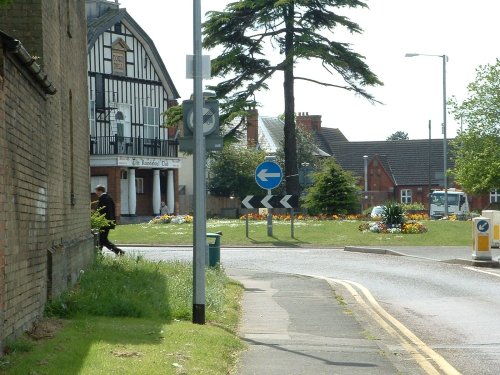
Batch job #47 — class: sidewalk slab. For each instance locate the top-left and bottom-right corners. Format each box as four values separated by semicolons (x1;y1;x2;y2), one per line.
228;269;399;375
345;246;500;268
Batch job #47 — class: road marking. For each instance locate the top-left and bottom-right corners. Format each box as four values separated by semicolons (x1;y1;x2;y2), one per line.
308;275;461;375
463;266;500;278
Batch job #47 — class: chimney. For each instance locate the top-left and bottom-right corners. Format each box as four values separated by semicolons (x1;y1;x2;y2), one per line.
297;112;322;132
246;109;259;147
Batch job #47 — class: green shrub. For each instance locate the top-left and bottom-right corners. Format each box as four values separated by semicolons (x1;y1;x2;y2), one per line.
382;202;405;226
402;202;425;211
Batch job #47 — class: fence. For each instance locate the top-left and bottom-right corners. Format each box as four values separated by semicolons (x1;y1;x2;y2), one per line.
178;195;242;217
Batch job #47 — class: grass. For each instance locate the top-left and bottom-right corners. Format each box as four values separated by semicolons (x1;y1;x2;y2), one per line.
110;219;472;247
1;255;244;375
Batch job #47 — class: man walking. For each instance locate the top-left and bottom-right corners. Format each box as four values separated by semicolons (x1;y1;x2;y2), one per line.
95;185;125;256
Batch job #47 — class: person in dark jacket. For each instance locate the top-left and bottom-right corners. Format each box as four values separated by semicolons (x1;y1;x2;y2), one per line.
95;185;125;255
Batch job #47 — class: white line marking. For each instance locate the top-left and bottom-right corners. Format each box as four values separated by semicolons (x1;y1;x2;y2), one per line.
463;266;500;278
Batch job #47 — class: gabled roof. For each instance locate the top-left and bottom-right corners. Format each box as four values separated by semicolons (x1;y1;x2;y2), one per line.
316;128;348;155
328;139;454;186
87;8;180;98
259;116;331;157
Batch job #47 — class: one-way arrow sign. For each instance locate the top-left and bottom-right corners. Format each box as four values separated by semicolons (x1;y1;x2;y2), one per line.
241;195;299;209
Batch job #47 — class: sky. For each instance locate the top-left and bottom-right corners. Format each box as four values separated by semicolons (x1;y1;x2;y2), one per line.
117;0;500;141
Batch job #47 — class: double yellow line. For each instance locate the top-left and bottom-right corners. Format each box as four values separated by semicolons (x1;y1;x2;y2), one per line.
311;275;461;375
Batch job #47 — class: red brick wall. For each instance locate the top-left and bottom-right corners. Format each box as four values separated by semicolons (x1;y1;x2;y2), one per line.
0;0;94;346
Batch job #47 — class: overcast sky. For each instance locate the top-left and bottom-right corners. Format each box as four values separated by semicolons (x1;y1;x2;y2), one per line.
118;0;499;141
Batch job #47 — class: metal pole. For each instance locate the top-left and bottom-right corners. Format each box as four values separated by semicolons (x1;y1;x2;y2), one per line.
245;213;249;238
192;0;206;325
428;120;432;217
442;55;448;218
363;155;368;211
267;189;273;237
290;208;295;239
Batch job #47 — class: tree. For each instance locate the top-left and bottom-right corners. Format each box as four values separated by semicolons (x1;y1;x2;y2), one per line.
386;131;409;141
203;1;382;195
208;143;266;199
449;59;500;194
276;123;322;171
303;158;360;214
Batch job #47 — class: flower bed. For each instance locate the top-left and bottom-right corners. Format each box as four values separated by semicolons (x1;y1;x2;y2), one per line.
149;214;193;225
358;220;428;234
240;213;369;221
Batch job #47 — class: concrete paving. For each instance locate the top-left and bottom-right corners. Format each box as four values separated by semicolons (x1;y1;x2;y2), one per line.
346;245;500;267
228;269;400;375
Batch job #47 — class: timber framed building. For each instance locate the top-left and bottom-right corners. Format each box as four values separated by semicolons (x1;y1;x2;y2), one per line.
86;0;180;220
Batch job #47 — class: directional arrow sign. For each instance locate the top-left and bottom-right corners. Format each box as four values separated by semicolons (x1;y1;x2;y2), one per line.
280;195;294;209
257;169;281;182
242;196;253;208
241;195;299;209
255;161;283;190
477;220;489;233
261;195;273;209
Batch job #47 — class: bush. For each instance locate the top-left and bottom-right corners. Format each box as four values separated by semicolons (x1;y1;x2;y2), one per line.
402;202;425;211
382;202;405;226
303;159;360;215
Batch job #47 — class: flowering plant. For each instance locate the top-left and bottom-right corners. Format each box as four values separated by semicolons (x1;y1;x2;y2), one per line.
149;215;193;225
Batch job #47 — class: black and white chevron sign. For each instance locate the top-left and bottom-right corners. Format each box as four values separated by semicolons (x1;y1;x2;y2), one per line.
241;195;299;209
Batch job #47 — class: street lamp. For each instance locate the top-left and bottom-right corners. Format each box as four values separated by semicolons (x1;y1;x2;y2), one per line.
405;53;449;217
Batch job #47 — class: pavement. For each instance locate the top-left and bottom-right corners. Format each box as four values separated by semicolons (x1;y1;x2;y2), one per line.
228;269;401;375
345;245;500;267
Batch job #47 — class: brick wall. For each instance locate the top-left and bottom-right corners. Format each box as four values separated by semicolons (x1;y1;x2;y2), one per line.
0;0;94;348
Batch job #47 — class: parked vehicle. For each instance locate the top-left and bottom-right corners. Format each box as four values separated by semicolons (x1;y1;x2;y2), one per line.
370;205;385;218
430;189;469;219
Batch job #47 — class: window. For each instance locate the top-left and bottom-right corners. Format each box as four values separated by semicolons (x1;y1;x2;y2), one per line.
143;106;160;139
136;178;144;194
491;189;500;203
115;111;124;137
401;189;412;204
89;100;96;136
91;176;108;194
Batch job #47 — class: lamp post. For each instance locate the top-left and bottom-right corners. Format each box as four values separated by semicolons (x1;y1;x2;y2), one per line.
363;155;368;211
405;53;448;217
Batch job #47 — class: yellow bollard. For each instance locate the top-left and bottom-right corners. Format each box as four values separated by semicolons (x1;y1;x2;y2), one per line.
472;217;492;260
482;210;500;248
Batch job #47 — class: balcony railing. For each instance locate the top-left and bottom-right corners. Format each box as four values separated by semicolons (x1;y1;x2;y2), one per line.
90;136;178;158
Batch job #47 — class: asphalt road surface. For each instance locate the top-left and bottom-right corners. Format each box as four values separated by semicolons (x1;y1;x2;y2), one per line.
128;246;500;374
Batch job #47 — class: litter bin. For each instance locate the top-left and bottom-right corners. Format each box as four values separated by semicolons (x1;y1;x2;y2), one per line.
206;232;222;268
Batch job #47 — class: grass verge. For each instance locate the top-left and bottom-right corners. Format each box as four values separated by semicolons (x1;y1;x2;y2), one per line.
110;219;472;247
1;255;244;375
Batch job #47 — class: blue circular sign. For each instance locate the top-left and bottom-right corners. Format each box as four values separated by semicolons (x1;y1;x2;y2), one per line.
477;220;489;233
255;161;283;190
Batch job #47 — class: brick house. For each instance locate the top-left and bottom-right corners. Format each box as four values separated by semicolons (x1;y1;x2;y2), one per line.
0;0;94;347
247;110;495;211
86;0;181;220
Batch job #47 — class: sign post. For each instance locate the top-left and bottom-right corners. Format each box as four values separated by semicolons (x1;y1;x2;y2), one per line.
255;160;283;237
192;0;205;325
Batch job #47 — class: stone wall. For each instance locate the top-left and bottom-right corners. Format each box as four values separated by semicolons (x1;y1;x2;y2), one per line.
0;0;94;348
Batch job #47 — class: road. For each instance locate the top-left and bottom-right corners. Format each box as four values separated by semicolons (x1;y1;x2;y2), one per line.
129;246;500;374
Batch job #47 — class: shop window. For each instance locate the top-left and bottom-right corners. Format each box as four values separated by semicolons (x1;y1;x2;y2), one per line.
401;189;412;204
